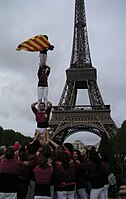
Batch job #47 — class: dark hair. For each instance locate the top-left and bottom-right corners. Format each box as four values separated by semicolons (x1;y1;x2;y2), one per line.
89;146;102;171
5;146;14;159
39;102;45;107
38;156;48;169
21;139;30;148
64;143;73;155
56;145;64;153
33;140;41;151
55;146;64;162
41;144;54;160
43;35;48;40
0;148;5;156
62;152;71;169
27;140;40;154
18;147;28;161
73;149;83;162
100;151;108;162
56;151;64;162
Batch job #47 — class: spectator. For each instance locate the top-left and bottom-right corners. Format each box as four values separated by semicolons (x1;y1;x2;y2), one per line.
82;146;105;199
26;141;41;199
72;149;89;199
99;151;110;199
33;156;54;198
55;152;76;199
0;146;23;174
0;146;24;199
17;147;30;199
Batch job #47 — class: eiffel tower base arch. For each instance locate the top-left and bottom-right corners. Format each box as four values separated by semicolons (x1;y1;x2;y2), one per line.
49;107;122;188
49;105;117;144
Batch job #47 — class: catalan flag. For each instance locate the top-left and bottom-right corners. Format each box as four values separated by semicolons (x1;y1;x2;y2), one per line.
16;34;51;52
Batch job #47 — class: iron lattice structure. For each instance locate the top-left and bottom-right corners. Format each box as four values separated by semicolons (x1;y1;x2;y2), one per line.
49;0;117;143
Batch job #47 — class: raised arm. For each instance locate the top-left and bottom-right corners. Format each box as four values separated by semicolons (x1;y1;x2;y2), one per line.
45;129;59;149
31;102;38;108
47;101;52;108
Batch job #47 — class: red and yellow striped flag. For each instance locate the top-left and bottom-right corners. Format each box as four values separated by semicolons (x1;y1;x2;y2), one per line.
16;34;51;52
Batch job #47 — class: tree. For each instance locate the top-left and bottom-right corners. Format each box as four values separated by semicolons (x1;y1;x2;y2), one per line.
110;120;126;154
0;129;32;147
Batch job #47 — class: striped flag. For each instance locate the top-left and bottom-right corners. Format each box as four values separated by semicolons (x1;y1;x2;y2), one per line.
16;34;51;52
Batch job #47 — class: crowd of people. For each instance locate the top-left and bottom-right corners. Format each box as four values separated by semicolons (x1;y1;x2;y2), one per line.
0;131;113;199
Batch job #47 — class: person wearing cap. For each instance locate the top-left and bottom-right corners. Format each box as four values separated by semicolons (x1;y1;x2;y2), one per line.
0;146;24;198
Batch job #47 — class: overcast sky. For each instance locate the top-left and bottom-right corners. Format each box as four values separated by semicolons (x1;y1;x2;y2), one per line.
0;0;126;144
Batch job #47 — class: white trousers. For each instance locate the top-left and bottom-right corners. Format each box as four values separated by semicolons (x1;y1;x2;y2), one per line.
39;53;47;65
37;86;48;107
76;188;88;199
36;128;46;134
50;185;55;199
57;191;74;199
90;187;105;199
0;193;17;199
99;184;109;199
34;197;51;199
26;180;35;199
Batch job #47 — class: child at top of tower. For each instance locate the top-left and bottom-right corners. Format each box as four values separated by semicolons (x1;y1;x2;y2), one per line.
39;35;54;67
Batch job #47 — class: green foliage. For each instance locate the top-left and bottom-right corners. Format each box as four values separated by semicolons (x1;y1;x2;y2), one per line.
0;127;32;147
110;120;126;154
98;133;121;174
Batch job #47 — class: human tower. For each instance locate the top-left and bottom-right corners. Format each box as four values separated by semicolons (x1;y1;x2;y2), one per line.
16;34;54;144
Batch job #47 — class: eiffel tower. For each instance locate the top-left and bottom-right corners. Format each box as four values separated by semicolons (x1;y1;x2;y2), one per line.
49;0;117;144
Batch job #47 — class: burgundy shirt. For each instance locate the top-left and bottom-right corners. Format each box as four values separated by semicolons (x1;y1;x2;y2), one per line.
37;66;50;87
33;165;53;184
75;162;88;189
32;106;52;128
82;160;106;188
0;158;23;175
55;162;76;190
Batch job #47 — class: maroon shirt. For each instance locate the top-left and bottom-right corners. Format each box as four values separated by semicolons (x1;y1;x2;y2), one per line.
82;160;106;188
55;162;76;190
33;165;53;184
74;162;88;189
38;66;50;87
32;106;52;128
0;158;23;175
